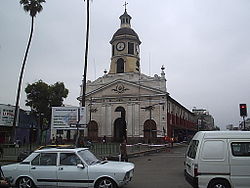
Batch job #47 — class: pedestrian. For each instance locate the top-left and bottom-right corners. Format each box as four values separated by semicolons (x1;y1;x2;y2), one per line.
102;136;106;144
23;137;26;145
58;135;63;145
0;145;3;159
55;136;59;145
120;139;128;162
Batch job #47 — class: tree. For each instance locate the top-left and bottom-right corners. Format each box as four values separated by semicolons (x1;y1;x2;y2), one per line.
81;0;90;107
49;82;69;107
25;80;68;144
12;0;46;141
76;0;90;147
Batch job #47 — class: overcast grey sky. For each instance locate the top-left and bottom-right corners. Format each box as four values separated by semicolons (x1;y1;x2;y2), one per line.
1;0;249;129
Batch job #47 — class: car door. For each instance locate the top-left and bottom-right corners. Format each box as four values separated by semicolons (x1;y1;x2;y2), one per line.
230;141;250;188
57;152;90;187
30;152;58;187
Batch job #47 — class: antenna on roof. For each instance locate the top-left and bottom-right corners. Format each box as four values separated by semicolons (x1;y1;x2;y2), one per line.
93;58;96;80
149;53;151;76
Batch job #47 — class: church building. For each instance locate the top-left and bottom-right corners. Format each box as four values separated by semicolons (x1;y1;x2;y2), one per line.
79;8;197;143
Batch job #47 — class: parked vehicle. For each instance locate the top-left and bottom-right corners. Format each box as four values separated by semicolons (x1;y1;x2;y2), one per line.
184;131;250;188
2;147;134;188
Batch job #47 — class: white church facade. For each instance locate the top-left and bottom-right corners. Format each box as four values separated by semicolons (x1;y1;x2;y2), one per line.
78;9;197;143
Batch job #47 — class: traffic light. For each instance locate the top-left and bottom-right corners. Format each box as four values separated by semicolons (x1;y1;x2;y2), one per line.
239;104;247;117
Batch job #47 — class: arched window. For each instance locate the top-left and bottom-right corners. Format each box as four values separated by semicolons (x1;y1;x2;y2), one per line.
117;58;124;73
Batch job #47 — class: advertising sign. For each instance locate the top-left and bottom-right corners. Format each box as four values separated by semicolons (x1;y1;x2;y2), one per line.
51;107;86;128
0;104;16;127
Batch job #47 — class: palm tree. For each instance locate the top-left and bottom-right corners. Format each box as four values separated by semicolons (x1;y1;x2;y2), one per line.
81;0;90;107
12;0;46;142
76;0;90;147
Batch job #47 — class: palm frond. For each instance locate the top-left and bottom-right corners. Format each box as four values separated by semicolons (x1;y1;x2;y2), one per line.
20;0;46;17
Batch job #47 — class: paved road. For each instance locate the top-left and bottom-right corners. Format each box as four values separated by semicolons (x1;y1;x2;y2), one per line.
127;146;192;188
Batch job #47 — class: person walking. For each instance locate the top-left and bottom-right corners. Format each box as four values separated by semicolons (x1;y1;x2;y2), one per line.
102;136;106;144
120;139;128;162
0;145;3;159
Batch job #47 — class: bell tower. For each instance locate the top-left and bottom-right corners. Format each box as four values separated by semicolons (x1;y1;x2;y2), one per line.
109;5;141;74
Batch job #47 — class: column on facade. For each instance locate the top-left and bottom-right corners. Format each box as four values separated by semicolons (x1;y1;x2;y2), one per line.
127;103;140;138
134;104;140;136
127;104;133;137
101;105;112;137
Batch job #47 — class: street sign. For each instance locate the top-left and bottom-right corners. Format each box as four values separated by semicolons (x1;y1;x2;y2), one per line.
51;107;86;128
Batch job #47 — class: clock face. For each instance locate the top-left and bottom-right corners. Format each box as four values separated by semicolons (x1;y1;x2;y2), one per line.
116;42;125;51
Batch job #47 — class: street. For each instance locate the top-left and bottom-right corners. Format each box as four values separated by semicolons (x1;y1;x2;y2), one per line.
127;146;192;188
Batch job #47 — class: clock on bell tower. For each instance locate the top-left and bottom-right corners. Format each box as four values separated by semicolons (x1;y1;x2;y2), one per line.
109;6;141;74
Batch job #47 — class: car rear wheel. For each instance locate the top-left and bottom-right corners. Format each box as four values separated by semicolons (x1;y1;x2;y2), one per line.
95;178;117;188
17;177;35;188
208;179;231;188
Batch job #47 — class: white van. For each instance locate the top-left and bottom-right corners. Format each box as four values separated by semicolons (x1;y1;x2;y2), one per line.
184;131;250;188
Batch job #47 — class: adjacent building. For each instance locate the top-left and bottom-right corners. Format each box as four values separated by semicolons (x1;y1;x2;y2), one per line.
0;104;38;144
192;108;215;131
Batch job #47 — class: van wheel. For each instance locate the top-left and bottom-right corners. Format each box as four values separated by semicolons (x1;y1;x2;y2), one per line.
208;179;231;188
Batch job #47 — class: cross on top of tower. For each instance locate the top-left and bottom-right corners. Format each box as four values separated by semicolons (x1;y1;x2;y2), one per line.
123;1;128;11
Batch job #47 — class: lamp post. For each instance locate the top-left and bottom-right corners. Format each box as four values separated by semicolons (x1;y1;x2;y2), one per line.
141;105;154;143
29;123;33;152
141;102;165;143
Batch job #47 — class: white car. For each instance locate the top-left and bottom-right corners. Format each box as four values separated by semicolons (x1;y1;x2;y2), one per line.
2;148;134;188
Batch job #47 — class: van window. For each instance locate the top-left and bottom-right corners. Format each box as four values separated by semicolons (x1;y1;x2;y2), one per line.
201;140;226;161
187;140;199;159
231;142;250;157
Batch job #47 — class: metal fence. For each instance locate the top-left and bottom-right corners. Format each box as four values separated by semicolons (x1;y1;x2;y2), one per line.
0;142;169;162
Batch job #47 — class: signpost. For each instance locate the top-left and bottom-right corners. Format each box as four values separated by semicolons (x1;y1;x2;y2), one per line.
0;104;16;127
51;107;86;129
51;107;86;146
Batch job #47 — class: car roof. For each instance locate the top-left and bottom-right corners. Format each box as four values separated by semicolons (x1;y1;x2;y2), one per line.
36;145;74;150
194;131;250;139
34;147;89;153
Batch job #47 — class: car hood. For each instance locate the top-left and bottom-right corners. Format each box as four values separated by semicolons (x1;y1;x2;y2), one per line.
2;163;19;171
93;161;134;172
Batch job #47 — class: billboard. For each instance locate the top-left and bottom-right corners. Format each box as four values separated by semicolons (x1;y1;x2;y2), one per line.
0;104;16;127
51;107;86;128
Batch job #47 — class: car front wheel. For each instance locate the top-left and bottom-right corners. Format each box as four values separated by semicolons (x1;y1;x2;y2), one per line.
95;178;117;188
17;177;35;188
208;179;231;188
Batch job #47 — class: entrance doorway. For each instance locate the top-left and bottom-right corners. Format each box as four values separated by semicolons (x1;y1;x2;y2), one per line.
114;106;126;142
88;120;98;141
114;118;126;142
144;119;157;143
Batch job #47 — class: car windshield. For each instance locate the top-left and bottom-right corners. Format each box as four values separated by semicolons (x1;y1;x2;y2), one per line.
78;150;100;165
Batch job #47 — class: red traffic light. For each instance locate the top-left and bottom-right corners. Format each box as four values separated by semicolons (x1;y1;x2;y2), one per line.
240;104;246;109
239;104;247;117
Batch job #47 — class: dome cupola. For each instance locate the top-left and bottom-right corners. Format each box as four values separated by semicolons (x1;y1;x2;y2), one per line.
109;4;141;74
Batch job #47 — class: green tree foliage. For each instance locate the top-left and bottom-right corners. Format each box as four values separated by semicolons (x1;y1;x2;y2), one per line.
25;80;69;131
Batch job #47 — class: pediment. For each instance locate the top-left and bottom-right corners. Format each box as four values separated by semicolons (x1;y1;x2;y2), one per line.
86;79;167;98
